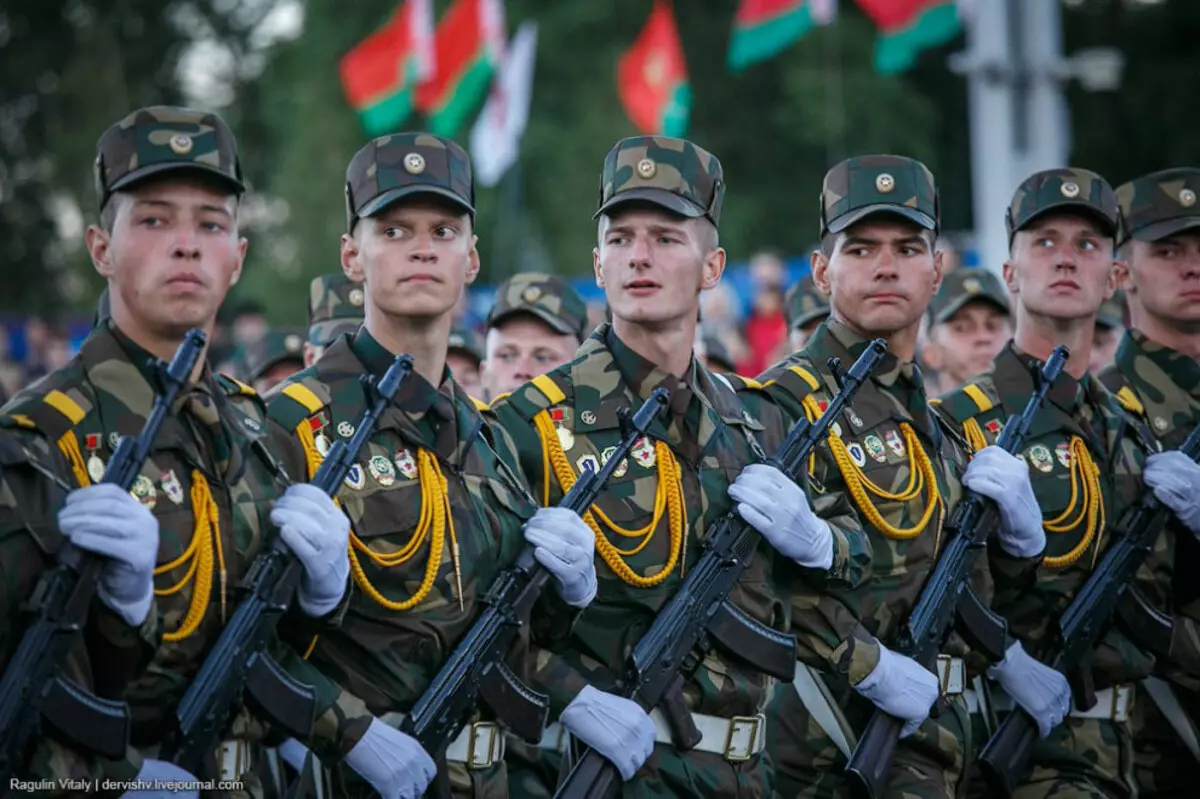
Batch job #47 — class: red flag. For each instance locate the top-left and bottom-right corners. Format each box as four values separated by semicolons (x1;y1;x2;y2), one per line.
338;0;434;135
617;0;690;137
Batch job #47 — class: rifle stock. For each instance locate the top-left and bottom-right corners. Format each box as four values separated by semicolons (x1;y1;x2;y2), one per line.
555;339;890;799
0;329;207;785
845;345;1070;799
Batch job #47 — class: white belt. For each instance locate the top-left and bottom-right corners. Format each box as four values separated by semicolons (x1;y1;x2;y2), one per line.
380;714;505;769
935;654;966;696
216;738;254;782
1069;685;1134;722
541;710;767;762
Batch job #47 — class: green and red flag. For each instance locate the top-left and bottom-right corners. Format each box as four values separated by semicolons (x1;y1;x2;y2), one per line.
854;0;963;74
338;0;434;136
415;0;506;138
617;0;690;137
727;0;837;71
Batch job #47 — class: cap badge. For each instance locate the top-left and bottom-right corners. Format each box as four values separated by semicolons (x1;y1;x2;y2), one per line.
963;278;982;294
284;334;302;353
404;152;426;175
522;286;542;303
449;334;464;348
636;158;657;179
1180;188;1196;208
169;134;194;155
876;173;895;193
1061;181;1080;199
348;287;365;307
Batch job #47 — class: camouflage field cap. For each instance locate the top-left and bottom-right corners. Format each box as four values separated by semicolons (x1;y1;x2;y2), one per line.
244;327;306;381
702;334;736;373
1115;168;1200;245
447;326;485;365
784;276;830;331
94;106;245;210
345;133;474;231
308;273;365;345
1006;168;1118;242
486;272;590;342
820;155;938;237
927;268;1010;326
595;136;724;226
1096;289;1128;329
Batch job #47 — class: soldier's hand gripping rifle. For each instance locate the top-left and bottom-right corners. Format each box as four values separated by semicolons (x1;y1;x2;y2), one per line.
399;388;671;776
160;355;414;774
977;422;1200;797
555;339;889;799
0;329;207;786
846;345;1069;799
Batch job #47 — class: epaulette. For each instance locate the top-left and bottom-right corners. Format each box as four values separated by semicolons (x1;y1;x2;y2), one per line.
216;373;257;397
265;375;330;432
1113;385;1145;417
495;372;571;422
719;373;765;393
4;387;90;445
0;414;36;430
761;359;825;401
935;380;1002;424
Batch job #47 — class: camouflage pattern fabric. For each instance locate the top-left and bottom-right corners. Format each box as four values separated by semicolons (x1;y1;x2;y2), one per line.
307;273;365;347
926;268;1010;327
745;319;1005;799
264;328;553;798
819;155;938;237
595;136;724;225
1115;167;1200;246
1095;290;1128;330
242;327;306;382
0;323;350;796
487;323;793;798
936;343;1167;797
344;132;474;231
785;276;830;332
94;105;245;209
448;326;485;364
1099;328;1200;798
486;273;591;342
1005;168;1119;242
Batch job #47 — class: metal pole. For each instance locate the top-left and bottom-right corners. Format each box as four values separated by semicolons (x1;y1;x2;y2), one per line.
1018;0;1070;176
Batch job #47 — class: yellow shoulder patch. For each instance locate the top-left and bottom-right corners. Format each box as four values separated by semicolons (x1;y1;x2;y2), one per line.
963;384;994;414
735;375;764;390
43;389;86;425
282;382;324;415
470;396;489;412
2;414;35;429
490;391;512;405
530;374;566;406
787;366;821;392
219;374;257;397
929;398;943;406
1115;386;1145;416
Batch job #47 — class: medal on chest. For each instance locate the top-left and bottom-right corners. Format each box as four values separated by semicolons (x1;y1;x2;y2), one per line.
630;436;657;469
1055;441;1073;469
343;463;366;490
846;441;867;467
864;434;887;463
576;453;600;474
600;445;630;478
1027;443;1054;473
551;407;574;452
394;447;418;480
884;429;906;458
130;474;158;510
84;433;106;483
309;413;332;456
368;454;396;487
160;469;185;505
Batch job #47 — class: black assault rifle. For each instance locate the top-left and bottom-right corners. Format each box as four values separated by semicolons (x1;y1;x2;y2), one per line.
556;339;889;799
845;345;1070;799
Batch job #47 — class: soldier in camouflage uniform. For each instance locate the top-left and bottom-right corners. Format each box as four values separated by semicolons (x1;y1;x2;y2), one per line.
446;325;485;399
1098;167;1200;798
935;167;1198;798
242;327;306;394
0;106;356;797
784;275;831;353
263;132;597;799
481;273;589;402
744;156;1063;799
489;136;836;798
920;268;1012;396
304;273;366;368
1090;290;1126;374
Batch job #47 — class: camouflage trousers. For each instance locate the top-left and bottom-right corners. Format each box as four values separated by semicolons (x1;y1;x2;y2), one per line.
1130;680;1200;799
316;759;507;799
766;673;973;799
504;732;774;798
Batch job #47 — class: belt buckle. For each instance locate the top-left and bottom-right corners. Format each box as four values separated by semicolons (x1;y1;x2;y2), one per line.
723;715;764;762
1111;685;1132;723
936;654;964;696
467;722;501;770
216;739;252;781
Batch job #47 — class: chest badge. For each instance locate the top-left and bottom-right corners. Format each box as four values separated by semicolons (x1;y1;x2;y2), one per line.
394;448;419;480
368;455;396;487
87;455;106;483
1055;441;1073;469
344;463;366;490
1153;416;1169;432
985;419;1002;437
161;469;185;505
315;433;332;457
557;426;575;452
337;421;356;438
576;453;600;475
601;446;630;478
847;442;867;467
848;411;864;428
864;434;888;463
580;410;597;425
131;475;157;510
631;436;657;469
1027;444;1054;473
884;429;906;458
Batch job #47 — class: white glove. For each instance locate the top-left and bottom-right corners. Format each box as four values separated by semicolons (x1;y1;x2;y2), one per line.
853;642;940;738
1144;451;1200;536
343;718;436;799
58;483;159;627
123;757;200;798
523;507;597;608
729;463;833;570
962;445;1045;558
560;685;656;781
988;641;1071;739
277;737;310;771
270;483;350;617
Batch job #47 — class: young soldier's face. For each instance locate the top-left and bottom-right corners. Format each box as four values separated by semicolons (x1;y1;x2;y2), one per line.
482;315;578;399
815;218;942;338
343;199;479;321
594;206;724;330
1005;213;1116;323
1121;233;1200;329
924;303;1012;386
87;178;246;338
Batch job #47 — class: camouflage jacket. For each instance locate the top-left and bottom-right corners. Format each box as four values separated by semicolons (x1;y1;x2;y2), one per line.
264;329;544;764
487;324;790;722
1098;329;1200;684
749;320;1017;689
936;342;1165;688
0;323;344;790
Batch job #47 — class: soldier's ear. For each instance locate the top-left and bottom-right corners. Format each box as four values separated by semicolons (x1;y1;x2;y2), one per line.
811;250;831;295
700;247;726;291
86;224;115;278
229;236;248;287
465;234;481;285
593;247;604;288
1002;259;1018;295
1112;258;1130;293
931;248;945;295
341;233;364;283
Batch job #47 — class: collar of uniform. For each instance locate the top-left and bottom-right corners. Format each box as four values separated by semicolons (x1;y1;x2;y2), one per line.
349;327;451;417
564;325;678;438
1006;342;1084;413
822;319;912;389
1118;329;1200;399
